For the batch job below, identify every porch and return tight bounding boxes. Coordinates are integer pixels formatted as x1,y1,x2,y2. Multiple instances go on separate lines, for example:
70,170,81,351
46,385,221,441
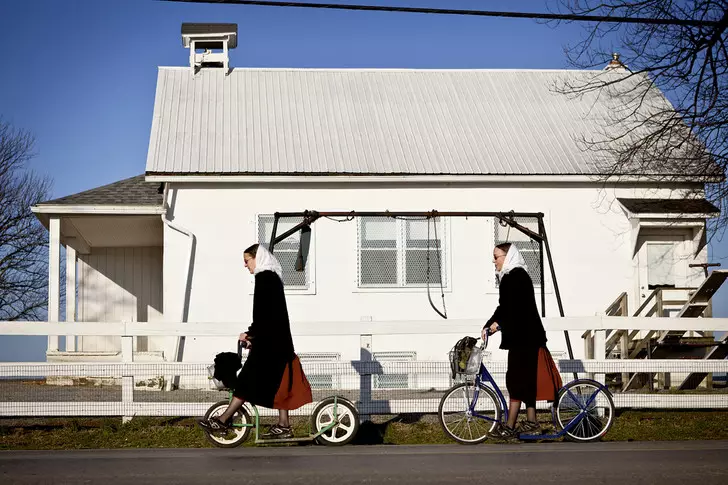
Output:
31,175,166,364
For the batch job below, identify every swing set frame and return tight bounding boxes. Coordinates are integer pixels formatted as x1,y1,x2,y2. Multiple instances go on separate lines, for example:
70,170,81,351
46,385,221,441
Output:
268,210,574,361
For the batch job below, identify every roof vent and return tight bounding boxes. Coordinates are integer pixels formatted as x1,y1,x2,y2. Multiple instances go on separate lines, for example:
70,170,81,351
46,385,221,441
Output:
181,23,237,75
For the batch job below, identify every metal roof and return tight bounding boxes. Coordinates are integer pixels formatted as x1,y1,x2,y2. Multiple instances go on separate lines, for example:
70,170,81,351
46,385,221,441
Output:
145,67,684,176
37,175,163,206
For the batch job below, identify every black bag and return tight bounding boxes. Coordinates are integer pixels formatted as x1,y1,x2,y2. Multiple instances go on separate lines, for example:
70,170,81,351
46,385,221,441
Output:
212,352,242,389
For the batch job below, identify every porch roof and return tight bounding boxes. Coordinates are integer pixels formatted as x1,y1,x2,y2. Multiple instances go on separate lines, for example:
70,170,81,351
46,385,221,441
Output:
35,175,163,208
31,175,165,253
618,198,720,216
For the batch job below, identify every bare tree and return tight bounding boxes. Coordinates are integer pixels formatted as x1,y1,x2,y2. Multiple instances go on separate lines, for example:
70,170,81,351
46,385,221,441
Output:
551,1,728,235
0,120,52,321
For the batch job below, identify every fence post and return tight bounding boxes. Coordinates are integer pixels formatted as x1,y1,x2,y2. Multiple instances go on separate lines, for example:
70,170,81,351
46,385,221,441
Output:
620,331,630,391
121,335,134,423
359,334,372,422
583,330,593,359
594,330,606,387
705,330,714,390
583,330,594,380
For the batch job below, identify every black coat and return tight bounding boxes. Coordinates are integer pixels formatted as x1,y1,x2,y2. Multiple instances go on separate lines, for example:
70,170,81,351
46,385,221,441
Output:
485,267,547,350
234,270,296,407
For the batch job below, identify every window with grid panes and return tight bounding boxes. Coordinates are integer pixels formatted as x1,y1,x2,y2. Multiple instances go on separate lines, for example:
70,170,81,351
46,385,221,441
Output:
358,217,447,288
257,215,310,289
494,217,542,287
373,351,416,389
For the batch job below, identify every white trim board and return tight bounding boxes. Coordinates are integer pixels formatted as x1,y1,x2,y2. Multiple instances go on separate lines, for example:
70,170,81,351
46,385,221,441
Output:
32,206,166,215
145,174,721,184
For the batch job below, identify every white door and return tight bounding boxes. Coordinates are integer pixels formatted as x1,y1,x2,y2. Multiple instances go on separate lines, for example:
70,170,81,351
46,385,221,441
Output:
637,230,692,306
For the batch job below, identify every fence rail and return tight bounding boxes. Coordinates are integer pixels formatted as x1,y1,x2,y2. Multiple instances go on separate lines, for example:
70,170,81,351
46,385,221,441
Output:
2,316,728,335
1,359,727,375
1,359,726,417
1,318,727,419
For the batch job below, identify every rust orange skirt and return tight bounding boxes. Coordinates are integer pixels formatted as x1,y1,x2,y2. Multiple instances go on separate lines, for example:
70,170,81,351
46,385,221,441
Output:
507,347,563,404
273,356,313,410
536,347,563,402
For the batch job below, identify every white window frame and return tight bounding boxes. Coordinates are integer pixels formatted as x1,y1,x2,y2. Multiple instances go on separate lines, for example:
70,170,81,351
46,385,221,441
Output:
298,352,341,389
486,215,551,294
372,351,417,390
355,217,451,292
254,214,316,295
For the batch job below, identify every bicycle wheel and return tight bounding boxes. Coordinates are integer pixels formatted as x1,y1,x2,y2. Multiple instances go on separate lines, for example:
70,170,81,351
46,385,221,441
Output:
554,380,615,442
202,400,253,448
438,382,502,444
311,396,360,446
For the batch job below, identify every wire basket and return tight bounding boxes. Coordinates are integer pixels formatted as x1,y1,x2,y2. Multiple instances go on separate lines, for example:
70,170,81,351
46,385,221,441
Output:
449,345,484,377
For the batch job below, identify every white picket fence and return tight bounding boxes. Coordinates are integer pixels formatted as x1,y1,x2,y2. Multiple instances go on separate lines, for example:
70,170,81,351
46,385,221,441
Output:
1,317,726,419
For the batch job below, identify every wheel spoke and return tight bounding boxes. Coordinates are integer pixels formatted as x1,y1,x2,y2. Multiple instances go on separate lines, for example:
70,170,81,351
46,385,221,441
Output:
445,417,467,428
324,408,335,422
578,416,589,438
586,413,601,437
338,421,354,433
445,409,466,418
465,420,474,440
556,383,613,441
586,408,607,436
317,408,334,428
469,417,484,437
449,416,466,435
459,387,471,407
439,383,499,443
313,402,358,444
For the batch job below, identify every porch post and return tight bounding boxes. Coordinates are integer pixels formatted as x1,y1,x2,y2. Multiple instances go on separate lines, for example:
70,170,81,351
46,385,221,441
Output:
47,216,60,352
65,245,76,351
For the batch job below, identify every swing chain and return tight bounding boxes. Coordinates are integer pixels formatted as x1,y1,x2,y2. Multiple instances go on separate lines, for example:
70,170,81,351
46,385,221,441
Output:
427,210,447,319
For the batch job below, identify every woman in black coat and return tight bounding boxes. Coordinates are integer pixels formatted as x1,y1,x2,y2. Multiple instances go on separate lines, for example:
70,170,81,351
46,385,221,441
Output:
199,244,312,439
482,243,561,440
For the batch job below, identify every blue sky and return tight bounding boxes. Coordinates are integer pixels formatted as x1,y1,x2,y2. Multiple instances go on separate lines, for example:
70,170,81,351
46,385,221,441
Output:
0,0,726,360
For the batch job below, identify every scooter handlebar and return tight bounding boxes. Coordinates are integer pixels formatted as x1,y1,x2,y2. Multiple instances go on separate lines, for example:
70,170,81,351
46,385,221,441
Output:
237,339,248,356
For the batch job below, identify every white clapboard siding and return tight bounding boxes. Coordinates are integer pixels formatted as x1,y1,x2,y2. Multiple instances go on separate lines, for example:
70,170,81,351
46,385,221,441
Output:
78,247,163,352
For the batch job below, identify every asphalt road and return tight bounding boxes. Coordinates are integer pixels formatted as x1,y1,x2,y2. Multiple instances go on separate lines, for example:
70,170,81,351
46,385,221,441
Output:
2,441,727,484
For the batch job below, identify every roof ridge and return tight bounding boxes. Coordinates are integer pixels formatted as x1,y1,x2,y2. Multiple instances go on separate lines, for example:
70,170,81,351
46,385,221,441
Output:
157,66,606,73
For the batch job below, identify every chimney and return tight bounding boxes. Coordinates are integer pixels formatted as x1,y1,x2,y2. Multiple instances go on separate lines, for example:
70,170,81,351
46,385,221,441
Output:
181,23,238,75
604,53,627,71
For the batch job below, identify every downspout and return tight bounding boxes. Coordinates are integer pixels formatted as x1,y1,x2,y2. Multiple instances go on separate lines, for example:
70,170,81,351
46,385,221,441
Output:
161,182,197,391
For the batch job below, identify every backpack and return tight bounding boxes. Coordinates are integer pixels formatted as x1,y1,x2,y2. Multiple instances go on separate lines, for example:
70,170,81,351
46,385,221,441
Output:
210,352,242,390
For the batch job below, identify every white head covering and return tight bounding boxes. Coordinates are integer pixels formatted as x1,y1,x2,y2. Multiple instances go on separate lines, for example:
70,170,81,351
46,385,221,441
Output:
497,244,528,281
252,245,284,283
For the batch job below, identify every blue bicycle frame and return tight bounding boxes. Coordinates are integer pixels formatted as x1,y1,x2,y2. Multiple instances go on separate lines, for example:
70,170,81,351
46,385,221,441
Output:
467,336,611,440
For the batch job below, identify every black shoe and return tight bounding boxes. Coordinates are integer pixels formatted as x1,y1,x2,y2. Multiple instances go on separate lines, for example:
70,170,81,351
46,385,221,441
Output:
261,424,293,439
488,423,518,441
516,420,542,436
198,417,231,432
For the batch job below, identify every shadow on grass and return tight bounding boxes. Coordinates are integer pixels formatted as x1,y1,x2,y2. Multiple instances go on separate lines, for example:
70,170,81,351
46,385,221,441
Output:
353,413,429,445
